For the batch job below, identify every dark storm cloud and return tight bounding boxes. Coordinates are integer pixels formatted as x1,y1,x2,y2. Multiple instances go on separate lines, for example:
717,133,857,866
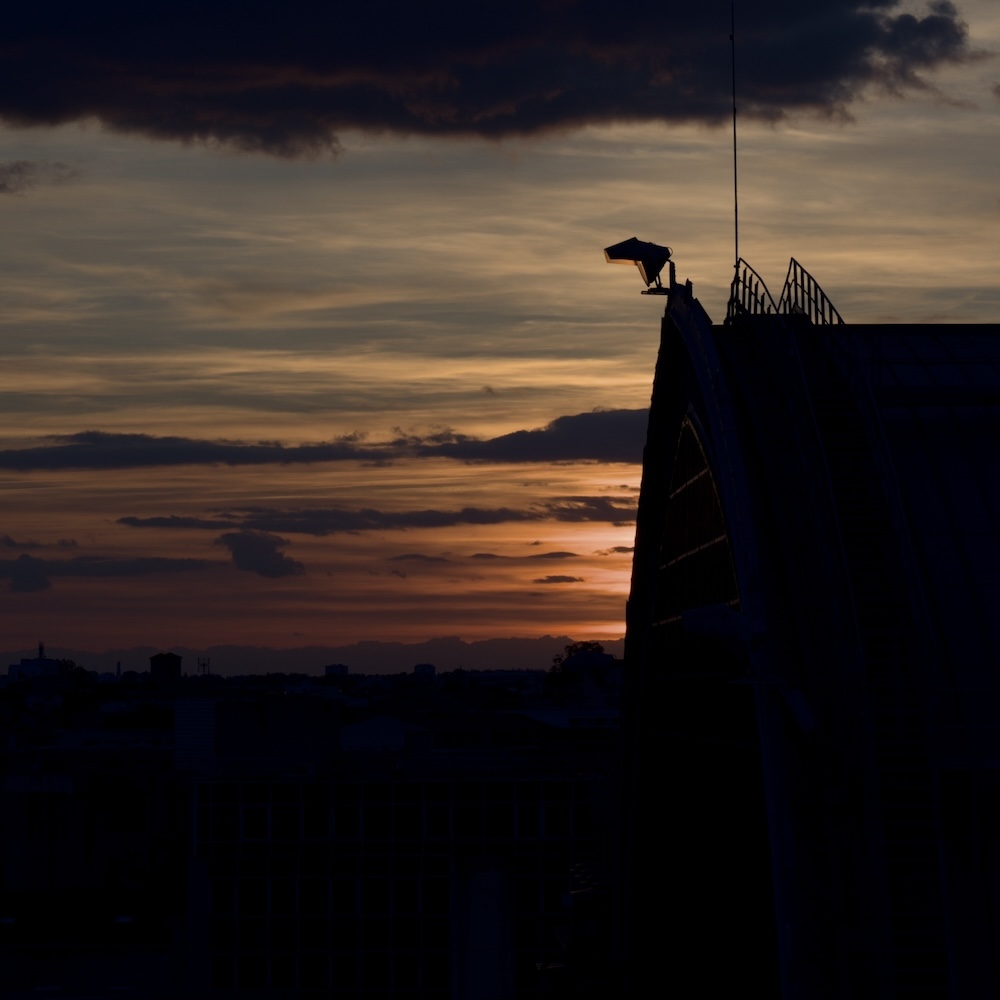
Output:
0,160,79,194
0,431,387,471
1,552,213,592
216,530,305,578
0,2,971,156
0,410,648,471
421,410,649,465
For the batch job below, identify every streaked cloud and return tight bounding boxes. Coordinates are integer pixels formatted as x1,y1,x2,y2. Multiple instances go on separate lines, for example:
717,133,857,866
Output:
2,552,214,593
470,551,579,561
544,497,637,524
116,515,241,531
0,159,79,194
388,553,451,564
0,535,78,551
118,497,634,537
122,505,543,536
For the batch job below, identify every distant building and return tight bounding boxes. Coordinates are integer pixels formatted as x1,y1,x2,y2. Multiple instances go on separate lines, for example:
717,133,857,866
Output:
149,651,182,686
623,256,1000,996
7,641,63,680
324,662,349,678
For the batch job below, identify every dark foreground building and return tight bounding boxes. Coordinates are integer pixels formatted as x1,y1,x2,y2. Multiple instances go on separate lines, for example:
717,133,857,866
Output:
622,257,1000,997
0,666,618,998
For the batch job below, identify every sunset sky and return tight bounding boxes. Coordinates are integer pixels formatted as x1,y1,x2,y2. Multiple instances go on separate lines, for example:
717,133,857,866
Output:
1,1,997,654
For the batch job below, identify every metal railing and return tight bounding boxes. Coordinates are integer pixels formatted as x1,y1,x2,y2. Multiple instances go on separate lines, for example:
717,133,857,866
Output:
778,258,844,326
725,258,778,324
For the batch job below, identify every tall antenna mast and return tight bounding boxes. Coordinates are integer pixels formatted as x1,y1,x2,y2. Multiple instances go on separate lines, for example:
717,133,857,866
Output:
731,2,739,271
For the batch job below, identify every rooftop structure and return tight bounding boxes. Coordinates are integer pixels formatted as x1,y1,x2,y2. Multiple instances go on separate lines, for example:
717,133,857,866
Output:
621,255,1000,997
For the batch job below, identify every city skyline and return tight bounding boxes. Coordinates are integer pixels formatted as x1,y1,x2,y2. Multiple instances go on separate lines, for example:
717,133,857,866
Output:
1,1,997,651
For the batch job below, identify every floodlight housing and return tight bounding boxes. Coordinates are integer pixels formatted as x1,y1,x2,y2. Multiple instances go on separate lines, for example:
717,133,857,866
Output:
604,237,674,293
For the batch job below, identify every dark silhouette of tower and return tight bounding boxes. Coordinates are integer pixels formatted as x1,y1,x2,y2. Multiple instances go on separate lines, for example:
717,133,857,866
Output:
622,257,1000,997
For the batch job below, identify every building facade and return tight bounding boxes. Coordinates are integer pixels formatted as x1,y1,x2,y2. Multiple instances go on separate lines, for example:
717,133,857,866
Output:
623,258,1000,998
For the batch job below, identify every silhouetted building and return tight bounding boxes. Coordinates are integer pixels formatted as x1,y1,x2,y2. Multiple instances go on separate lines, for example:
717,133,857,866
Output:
0,695,184,997
0,661,616,997
150,651,182,686
7,641,63,681
190,767,602,997
623,257,1000,997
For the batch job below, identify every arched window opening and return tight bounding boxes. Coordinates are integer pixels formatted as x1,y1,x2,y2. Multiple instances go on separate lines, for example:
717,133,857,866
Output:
653,418,740,628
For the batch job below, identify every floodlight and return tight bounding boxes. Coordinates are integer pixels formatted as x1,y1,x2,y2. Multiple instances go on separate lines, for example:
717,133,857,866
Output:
604,237,674,294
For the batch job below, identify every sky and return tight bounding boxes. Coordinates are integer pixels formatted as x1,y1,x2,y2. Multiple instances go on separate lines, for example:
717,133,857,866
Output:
0,0,997,654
